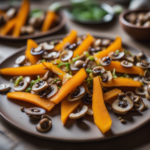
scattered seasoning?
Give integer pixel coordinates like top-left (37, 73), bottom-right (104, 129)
top-left (88, 56), bottom-right (95, 61)
top-left (119, 116), bottom-right (122, 120)
top-left (72, 55), bottom-right (79, 62)
top-left (120, 119), bottom-right (126, 124)
top-left (41, 59), bottom-right (45, 63)
top-left (84, 51), bottom-right (90, 58)
top-left (57, 62), bottom-right (70, 71)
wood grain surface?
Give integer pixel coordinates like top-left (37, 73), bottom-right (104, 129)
top-left (1, 1), bottom-right (150, 150)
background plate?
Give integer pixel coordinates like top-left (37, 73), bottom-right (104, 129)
top-left (0, 35), bottom-right (150, 141)
top-left (0, 13), bottom-right (66, 41)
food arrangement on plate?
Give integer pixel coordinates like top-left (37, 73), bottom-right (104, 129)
top-left (0, 30), bottom-right (150, 134)
top-left (0, 0), bottom-right (63, 39)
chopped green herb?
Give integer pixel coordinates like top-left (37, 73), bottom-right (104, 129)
top-left (25, 76), bottom-right (41, 92)
top-left (84, 51), bottom-right (90, 58)
top-left (119, 117), bottom-right (122, 120)
top-left (86, 68), bottom-right (93, 73)
top-left (41, 59), bottom-right (45, 63)
top-left (145, 104), bottom-right (148, 108)
top-left (58, 86), bottom-right (61, 89)
top-left (115, 50), bottom-right (120, 54)
top-left (72, 55), bottom-right (79, 62)
top-left (14, 76), bottom-right (23, 87)
top-left (124, 50), bottom-right (127, 54)
top-left (112, 68), bottom-right (117, 78)
top-left (69, 71), bottom-right (72, 75)
top-left (88, 56), bottom-right (95, 61)
top-left (121, 73), bottom-right (129, 78)
top-left (57, 62), bottom-right (70, 71)
top-left (29, 9), bottom-right (44, 18)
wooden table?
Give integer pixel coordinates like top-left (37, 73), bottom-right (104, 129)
top-left (1, 1), bottom-right (150, 150)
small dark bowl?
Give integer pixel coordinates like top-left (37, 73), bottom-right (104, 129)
top-left (119, 9), bottom-right (150, 40)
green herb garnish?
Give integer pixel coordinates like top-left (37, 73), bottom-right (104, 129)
top-left (115, 50), bottom-right (120, 55)
top-left (121, 73), bottom-right (129, 78)
top-left (86, 68), bottom-right (93, 73)
top-left (25, 76), bottom-right (41, 92)
top-left (88, 56), bottom-right (95, 61)
top-left (72, 55), bottom-right (79, 62)
top-left (14, 76), bottom-right (23, 87)
top-left (112, 68), bottom-right (117, 78)
top-left (84, 51), bottom-right (90, 58)
top-left (29, 9), bottom-right (44, 18)
top-left (53, 78), bottom-right (62, 84)
top-left (41, 59), bottom-right (45, 63)
top-left (57, 62), bottom-right (70, 71)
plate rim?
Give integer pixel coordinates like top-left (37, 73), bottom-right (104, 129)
top-left (0, 34), bottom-right (150, 142)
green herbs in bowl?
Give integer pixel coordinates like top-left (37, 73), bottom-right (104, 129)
top-left (71, 1), bottom-right (108, 21)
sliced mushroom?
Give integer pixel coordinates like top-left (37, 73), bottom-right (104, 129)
top-left (82, 92), bottom-right (92, 104)
top-left (125, 91), bottom-right (134, 98)
top-left (21, 26), bottom-right (34, 35)
top-left (108, 51), bottom-right (125, 60)
top-left (24, 76), bottom-right (31, 83)
top-left (74, 60), bottom-right (84, 68)
top-left (41, 71), bottom-right (52, 81)
top-left (69, 105), bottom-right (88, 119)
top-left (134, 98), bottom-right (145, 111)
top-left (138, 52), bottom-right (144, 58)
top-left (46, 84), bottom-right (58, 98)
top-left (147, 83), bottom-right (150, 96)
top-left (101, 71), bottom-right (112, 82)
top-left (15, 55), bottom-right (26, 65)
top-left (13, 79), bottom-right (28, 92)
top-left (50, 40), bottom-right (60, 46)
top-left (92, 66), bottom-right (105, 75)
top-left (30, 46), bottom-right (44, 55)
top-left (0, 84), bottom-right (10, 92)
top-left (87, 108), bottom-right (93, 115)
top-left (112, 95), bottom-right (133, 115)
top-left (135, 86), bottom-right (147, 96)
top-left (136, 60), bottom-right (150, 69)
top-left (132, 95), bottom-right (140, 103)
top-left (43, 43), bottom-right (54, 51)
top-left (32, 81), bottom-right (48, 92)
top-left (88, 47), bottom-right (103, 55)
top-left (42, 51), bottom-right (60, 59)
top-left (68, 86), bottom-right (85, 102)
top-left (99, 56), bottom-right (111, 66)
top-left (24, 107), bottom-right (46, 115)
top-left (36, 118), bottom-right (52, 133)
top-left (65, 43), bottom-right (77, 50)
top-left (101, 39), bottom-right (111, 47)
top-left (94, 39), bottom-right (102, 47)
top-left (60, 50), bottom-right (73, 62)
top-left (145, 92), bottom-right (150, 100)
top-left (133, 76), bottom-right (142, 82)
top-left (6, 8), bottom-right (16, 20)
top-left (83, 58), bottom-right (97, 70)
top-left (125, 54), bottom-right (134, 62)
top-left (121, 60), bottom-right (133, 68)
top-left (142, 69), bottom-right (150, 84)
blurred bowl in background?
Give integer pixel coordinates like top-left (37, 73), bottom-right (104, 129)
top-left (119, 9), bottom-right (150, 40)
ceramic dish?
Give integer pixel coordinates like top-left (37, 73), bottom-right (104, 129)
top-left (0, 35), bottom-right (150, 141)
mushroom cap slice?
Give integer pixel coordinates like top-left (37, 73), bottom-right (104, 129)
top-left (136, 61), bottom-right (150, 69)
top-left (69, 105), bottom-right (88, 119)
top-left (13, 79), bottom-right (28, 92)
top-left (60, 50), bottom-right (73, 62)
top-left (112, 96), bottom-right (134, 115)
top-left (42, 51), bottom-right (60, 59)
top-left (125, 91), bottom-right (134, 98)
top-left (125, 54), bottom-right (135, 62)
top-left (47, 84), bottom-right (58, 98)
top-left (0, 84), bottom-right (10, 92)
top-left (99, 56), bottom-right (111, 66)
top-left (43, 44), bottom-right (54, 51)
top-left (121, 60), bottom-right (133, 68)
top-left (74, 60), bottom-right (84, 68)
top-left (41, 71), bottom-right (53, 81)
top-left (145, 92), bottom-right (150, 100)
top-left (87, 108), bottom-right (93, 115)
top-left (134, 98), bottom-right (145, 111)
top-left (93, 66), bottom-right (105, 75)
top-left (133, 76), bottom-right (142, 82)
top-left (24, 76), bottom-right (31, 83)
top-left (142, 70), bottom-right (150, 84)
top-left (24, 107), bottom-right (46, 115)
top-left (32, 81), bottom-right (48, 92)
top-left (68, 86), bottom-right (85, 102)
top-left (36, 118), bottom-right (52, 133)
top-left (135, 86), bottom-right (147, 96)
top-left (101, 71), bottom-right (112, 82)
top-left (30, 46), bottom-right (44, 55)
top-left (108, 51), bottom-right (125, 60)
top-left (147, 83), bottom-right (150, 95)
top-left (15, 55), bottom-right (26, 65)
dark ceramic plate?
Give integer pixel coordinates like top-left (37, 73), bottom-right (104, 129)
top-left (0, 35), bottom-right (150, 141)
top-left (64, 3), bottom-right (114, 25)
top-left (0, 12), bottom-right (66, 41)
